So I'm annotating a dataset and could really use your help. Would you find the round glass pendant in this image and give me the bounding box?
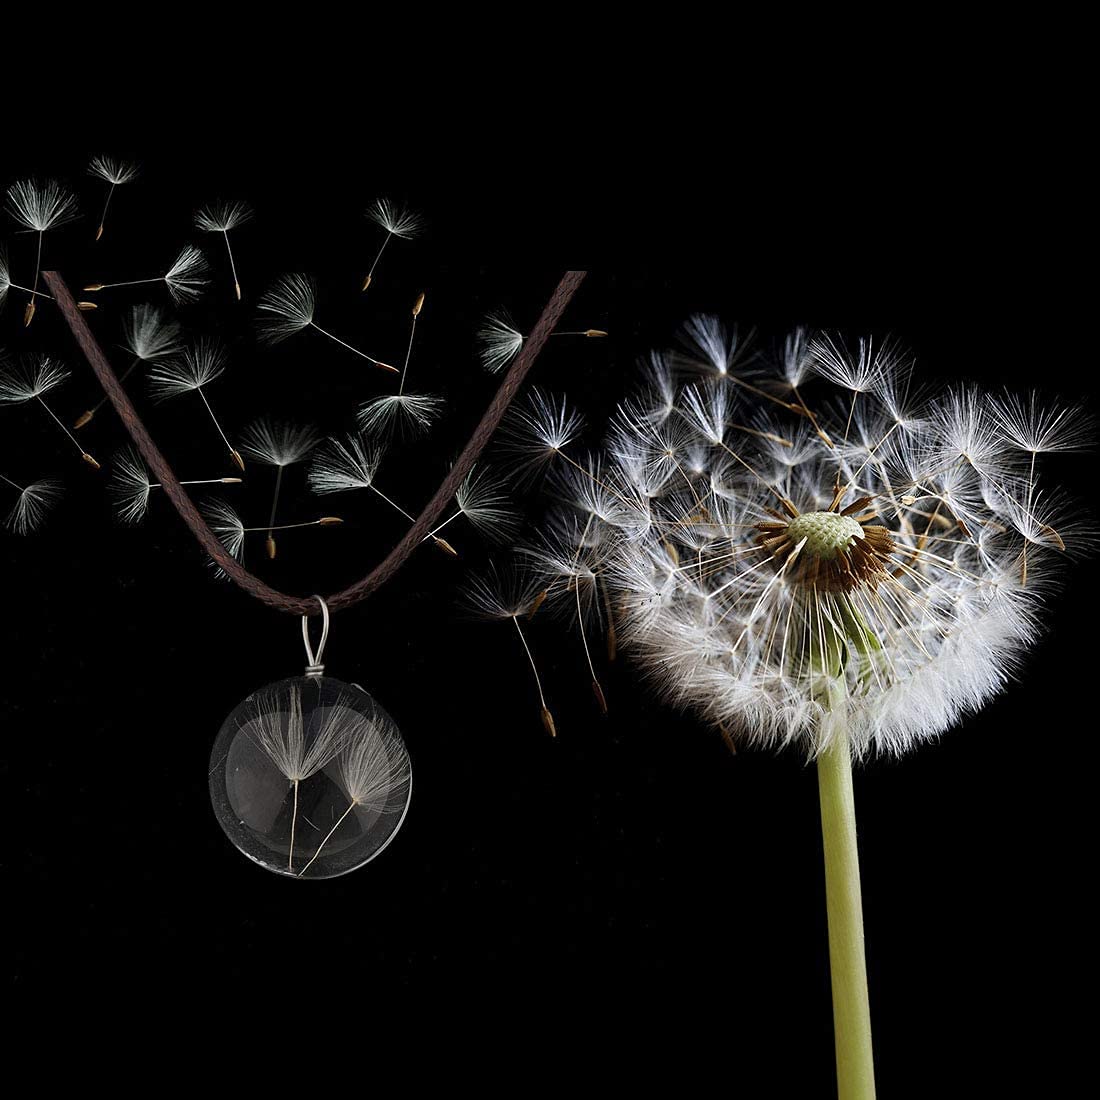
[209,676,412,879]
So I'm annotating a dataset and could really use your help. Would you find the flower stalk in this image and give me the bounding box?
[818,719,875,1100]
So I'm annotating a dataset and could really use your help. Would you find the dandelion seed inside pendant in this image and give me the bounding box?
[208,598,413,879]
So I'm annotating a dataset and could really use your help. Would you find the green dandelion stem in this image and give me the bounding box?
[818,712,876,1100]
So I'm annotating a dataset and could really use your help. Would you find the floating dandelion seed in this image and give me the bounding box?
[520,312,1094,1100]
[497,387,586,485]
[195,200,253,300]
[521,528,610,715]
[357,291,442,438]
[203,497,246,572]
[477,309,609,376]
[201,497,341,578]
[148,340,243,470]
[5,179,79,326]
[477,311,526,375]
[0,247,54,314]
[74,304,182,429]
[308,433,456,555]
[478,309,609,375]
[428,465,521,545]
[463,565,558,736]
[238,418,320,559]
[257,275,396,372]
[87,156,139,241]
[1,474,62,535]
[83,245,210,306]
[0,357,99,468]
[108,446,241,525]
[361,197,424,292]
[296,702,413,876]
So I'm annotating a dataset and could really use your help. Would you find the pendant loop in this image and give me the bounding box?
[302,595,330,676]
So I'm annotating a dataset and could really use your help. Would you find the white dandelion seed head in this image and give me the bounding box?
[367,197,424,241]
[527,321,1088,759]
[638,351,677,423]
[0,356,70,404]
[308,435,383,494]
[0,247,13,304]
[148,339,227,400]
[202,497,245,574]
[461,563,545,621]
[809,333,890,394]
[781,327,815,390]
[477,311,525,374]
[497,388,585,483]
[455,465,521,543]
[935,385,1018,480]
[679,382,731,446]
[195,200,254,233]
[163,246,210,304]
[88,156,139,186]
[3,478,62,535]
[108,447,153,524]
[239,418,320,467]
[5,178,79,232]
[122,304,182,363]
[674,313,745,379]
[517,532,602,621]
[257,274,315,343]
[244,682,346,784]
[356,392,444,439]
[334,703,412,810]
[991,390,1095,455]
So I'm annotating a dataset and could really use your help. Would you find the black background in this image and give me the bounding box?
[2,84,1094,1092]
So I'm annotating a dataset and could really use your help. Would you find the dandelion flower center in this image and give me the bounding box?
[757,506,896,593]
[787,511,864,559]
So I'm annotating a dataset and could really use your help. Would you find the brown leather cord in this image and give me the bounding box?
[43,269,587,616]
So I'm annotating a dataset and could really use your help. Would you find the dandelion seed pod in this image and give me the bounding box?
[209,677,412,879]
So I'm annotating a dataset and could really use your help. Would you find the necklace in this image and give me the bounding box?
[43,268,587,879]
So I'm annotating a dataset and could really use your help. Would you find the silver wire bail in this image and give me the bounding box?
[302,595,330,677]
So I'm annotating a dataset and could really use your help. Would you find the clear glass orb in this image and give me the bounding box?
[209,676,412,880]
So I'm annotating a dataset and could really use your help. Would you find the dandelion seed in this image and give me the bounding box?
[0,246,54,313]
[148,340,243,470]
[239,418,320,559]
[464,565,559,736]
[1,474,62,535]
[195,200,253,300]
[521,530,610,715]
[361,197,424,291]
[203,497,246,573]
[242,682,346,870]
[0,357,99,468]
[88,156,139,241]
[83,245,210,306]
[108,445,241,525]
[357,290,442,438]
[357,393,444,438]
[428,465,520,545]
[497,388,585,484]
[74,304,182,429]
[6,179,79,326]
[257,274,396,372]
[308,434,455,556]
[477,311,525,374]
[477,309,607,374]
[296,702,412,876]
[201,496,340,578]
